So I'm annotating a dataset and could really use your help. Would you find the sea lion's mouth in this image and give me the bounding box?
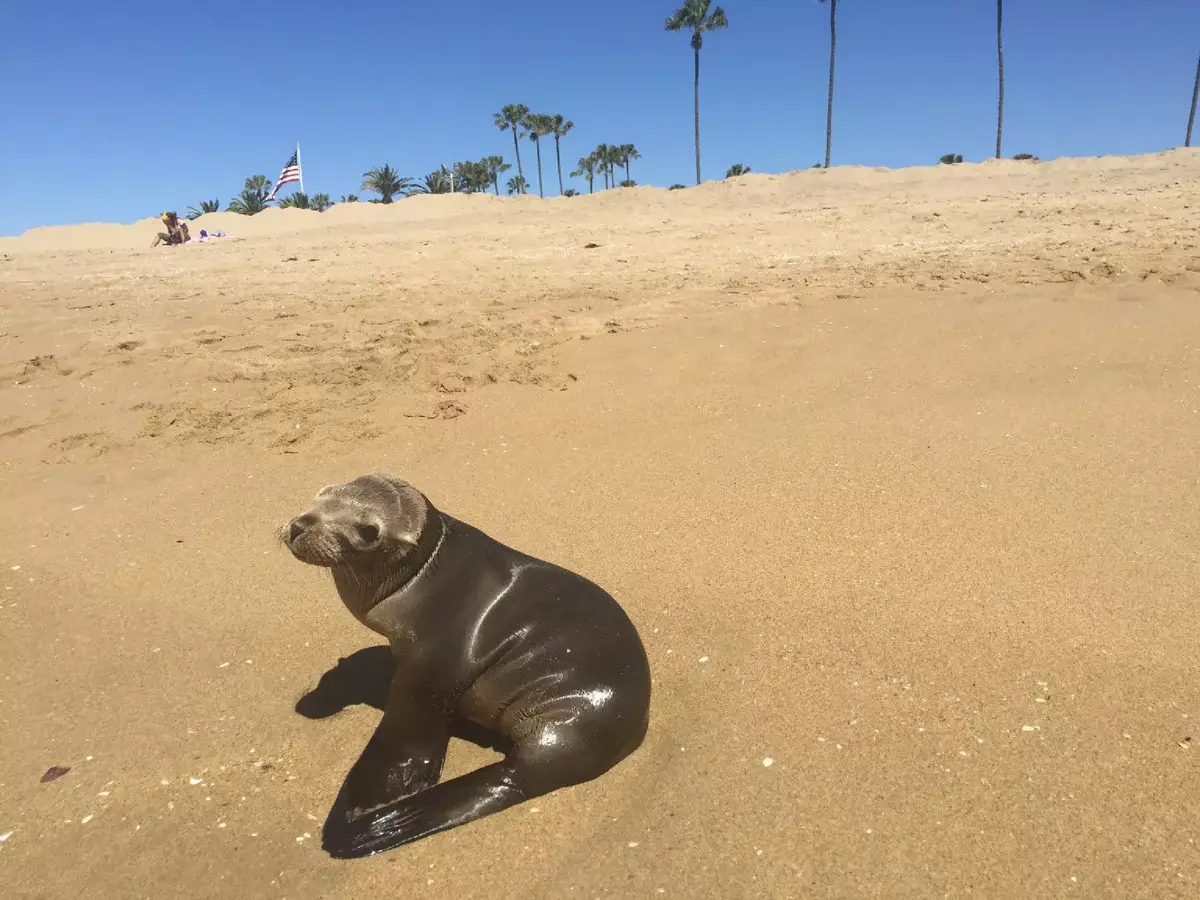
[280,518,343,567]
[288,540,338,566]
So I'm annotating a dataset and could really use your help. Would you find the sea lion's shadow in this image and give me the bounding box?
[295,645,511,754]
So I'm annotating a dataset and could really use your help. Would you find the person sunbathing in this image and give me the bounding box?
[151,211,190,247]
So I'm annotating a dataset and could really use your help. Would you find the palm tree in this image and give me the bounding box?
[454,160,493,193]
[594,143,621,189]
[571,154,598,193]
[617,144,641,182]
[549,115,575,195]
[494,104,530,193]
[606,145,623,187]
[818,0,837,168]
[186,199,220,219]
[227,176,273,215]
[410,167,453,194]
[506,175,529,195]
[1186,52,1200,148]
[340,194,360,203]
[485,155,511,195]
[725,163,750,177]
[995,0,1005,158]
[665,0,728,186]
[524,113,552,198]
[594,143,612,189]
[278,192,311,209]
[360,164,412,203]
[310,193,334,212]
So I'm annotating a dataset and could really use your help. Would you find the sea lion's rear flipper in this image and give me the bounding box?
[323,761,533,858]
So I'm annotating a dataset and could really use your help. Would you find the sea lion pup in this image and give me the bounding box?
[281,473,652,858]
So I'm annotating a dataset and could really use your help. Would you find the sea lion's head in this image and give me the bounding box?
[281,473,428,569]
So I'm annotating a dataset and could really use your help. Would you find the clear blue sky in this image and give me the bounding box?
[1,0,1196,236]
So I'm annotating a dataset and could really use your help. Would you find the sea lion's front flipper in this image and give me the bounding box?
[328,676,451,820]
[323,761,533,858]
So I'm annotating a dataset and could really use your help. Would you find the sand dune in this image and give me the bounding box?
[1,148,1199,899]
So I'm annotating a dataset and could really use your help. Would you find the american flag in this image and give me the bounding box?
[266,150,302,201]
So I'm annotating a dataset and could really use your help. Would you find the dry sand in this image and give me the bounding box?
[1,150,1199,899]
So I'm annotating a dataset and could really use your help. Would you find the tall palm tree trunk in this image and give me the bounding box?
[555,138,565,194]
[1186,52,1200,148]
[534,140,544,197]
[493,175,500,196]
[693,44,702,184]
[511,132,524,193]
[625,161,632,182]
[824,0,837,169]
[996,0,1005,158]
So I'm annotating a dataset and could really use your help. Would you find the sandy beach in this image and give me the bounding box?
[2,150,1199,899]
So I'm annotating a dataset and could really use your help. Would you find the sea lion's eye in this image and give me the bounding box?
[356,523,381,544]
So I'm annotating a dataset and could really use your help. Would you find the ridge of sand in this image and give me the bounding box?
[5,148,1195,252]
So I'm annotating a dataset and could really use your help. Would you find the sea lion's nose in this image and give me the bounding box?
[289,519,307,542]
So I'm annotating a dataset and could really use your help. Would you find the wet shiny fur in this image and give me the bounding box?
[282,474,652,858]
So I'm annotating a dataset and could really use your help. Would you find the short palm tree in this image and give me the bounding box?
[186,199,220,219]
[410,167,453,194]
[310,193,333,212]
[617,144,641,182]
[454,160,493,193]
[665,0,728,185]
[485,155,511,195]
[360,164,412,203]
[725,163,750,177]
[570,154,598,193]
[818,0,837,168]
[226,176,273,215]
[506,175,529,196]
[549,115,574,195]
[494,104,530,193]
[524,113,552,198]
[278,192,311,209]
[340,194,360,203]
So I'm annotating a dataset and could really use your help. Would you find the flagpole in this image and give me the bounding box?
[296,141,304,194]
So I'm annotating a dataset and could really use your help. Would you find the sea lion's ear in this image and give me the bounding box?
[315,484,339,498]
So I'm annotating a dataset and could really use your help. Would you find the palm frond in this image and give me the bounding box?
[552,115,574,138]
[278,192,310,209]
[705,7,728,31]
[225,175,272,215]
[666,0,708,30]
